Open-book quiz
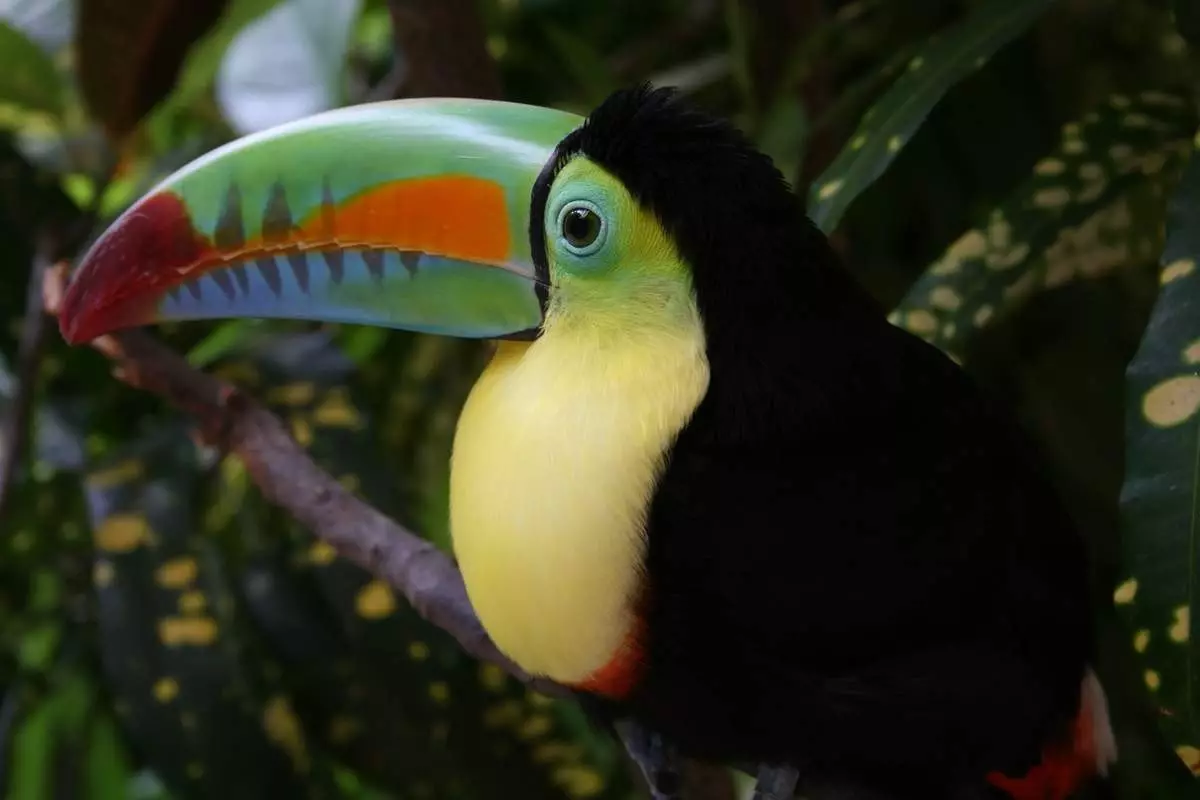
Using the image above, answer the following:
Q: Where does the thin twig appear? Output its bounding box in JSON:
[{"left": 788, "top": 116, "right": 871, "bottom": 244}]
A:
[
  {"left": 42, "top": 265, "right": 565, "bottom": 698},
  {"left": 0, "top": 684, "right": 23, "bottom": 789},
  {"left": 0, "top": 238, "right": 58, "bottom": 529},
  {"left": 0, "top": 159, "right": 117, "bottom": 530}
]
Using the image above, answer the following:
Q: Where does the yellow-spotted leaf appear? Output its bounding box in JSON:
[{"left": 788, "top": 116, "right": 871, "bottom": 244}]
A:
[
  {"left": 807, "top": 0, "right": 1053, "bottom": 233},
  {"left": 1120, "top": 131, "right": 1200, "bottom": 773},
  {"left": 84, "top": 429, "right": 315, "bottom": 800},
  {"left": 890, "top": 90, "right": 1195, "bottom": 362},
  {"left": 237, "top": 542, "right": 458, "bottom": 796}
]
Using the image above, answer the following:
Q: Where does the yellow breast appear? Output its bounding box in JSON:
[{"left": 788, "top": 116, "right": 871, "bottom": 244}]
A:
[{"left": 448, "top": 318, "right": 709, "bottom": 683}]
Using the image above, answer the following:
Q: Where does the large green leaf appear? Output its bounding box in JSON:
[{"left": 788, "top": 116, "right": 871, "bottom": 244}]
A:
[
  {"left": 806, "top": 0, "right": 1053, "bottom": 234},
  {"left": 889, "top": 90, "right": 1195, "bottom": 363},
  {"left": 1119, "top": 128, "right": 1200, "bottom": 778},
  {"left": 0, "top": 21, "right": 61, "bottom": 117}
]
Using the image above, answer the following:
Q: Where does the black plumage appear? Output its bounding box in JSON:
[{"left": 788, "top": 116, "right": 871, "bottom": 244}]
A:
[{"left": 537, "top": 86, "right": 1097, "bottom": 798}]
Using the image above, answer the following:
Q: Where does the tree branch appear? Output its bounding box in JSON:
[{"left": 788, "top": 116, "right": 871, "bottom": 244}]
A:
[
  {"left": 0, "top": 159, "right": 120, "bottom": 530},
  {"left": 0, "top": 237, "right": 58, "bottom": 529},
  {"left": 383, "top": 0, "right": 503, "bottom": 100},
  {"left": 42, "top": 265, "right": 564, "bottom": 699}
]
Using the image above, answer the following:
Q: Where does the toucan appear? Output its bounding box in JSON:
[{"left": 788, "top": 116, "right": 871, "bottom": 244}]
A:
[{"left": 59, "top": 85, "right": 1117, "bottom": 799}]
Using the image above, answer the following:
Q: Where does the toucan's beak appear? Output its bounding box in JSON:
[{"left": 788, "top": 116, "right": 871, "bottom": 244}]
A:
[{"left": 59, "top": 99, "right": 583, "bottom": 344}]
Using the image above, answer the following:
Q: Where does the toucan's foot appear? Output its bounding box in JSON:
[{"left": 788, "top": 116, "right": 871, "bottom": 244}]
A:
[
  {"left": 751, "top": 764, "right": 800, "bottom": 800},
  {"left": 614, "top": 720, "right": 683, "bottom": 800}
]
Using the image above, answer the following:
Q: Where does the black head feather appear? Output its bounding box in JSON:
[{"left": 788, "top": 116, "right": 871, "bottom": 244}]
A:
[
  {"left": 529, "top": 84, "right": 892, "bottom": 443},
  {"left": 530, "top": 84, "right": 880, "bottom": 364}
]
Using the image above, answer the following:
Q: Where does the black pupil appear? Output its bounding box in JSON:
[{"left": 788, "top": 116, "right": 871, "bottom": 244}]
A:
[{"left": 563, "top": 207, "right": 600, "bottom": 248}]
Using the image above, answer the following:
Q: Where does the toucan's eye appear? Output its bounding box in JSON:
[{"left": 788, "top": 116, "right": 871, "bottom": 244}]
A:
[
  {"left": 563, "top": 207, "right": 600, "bottom": 247},
  {"left": 557, "top": 201, "right": 606, "bottom": 256}
]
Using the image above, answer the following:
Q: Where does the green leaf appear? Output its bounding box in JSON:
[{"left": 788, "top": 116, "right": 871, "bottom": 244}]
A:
[
  {"left": 0, "top": 0, "right": 75, "bottom": 52},
  {"left": 1173, "top": 0, "right": 1200, "bottom": 46},
  {"left": 7, "top": 672, "right": 93, "bottom": 800},
  {"left": 807, "top": 0, "right": 1054, "bottom": 234},
  {"left": 16, "top": 624, "right": 60, "bottom": 674},
  {"left": 6, "top": 674, "right": 136, "bottom": 800},
  {"left": 84, "top": 709, "right": 136, "bottom": 800},
  {"left": 151, "top": 0, "right": 284, "bottom": 120},
  {"left": 539, "top": 22, "right": 619, "bottom": 109},
  {"left": 214, "top": 0, "right": 363, "bottom": 136},
  {"left": 890, "top": 90, "right": 1195, "bottom": 362},
  {"left": 333, "top": 325, "right": 389, "bottom": 365},
  {"left": 184, "top": 319, "right": 270, "bottom": 367},
  {"left": 16, "top": 571, "right": 62, "bottom": 674},
  {"left": 809, "top": 38, "right": 920, "bottom": 138},
  {"left": 7, "top": 694, "right": 55, "bottom": 800},
  {"left": 0, "top": 21, "right": 62, "bottom": 117},
  {"left": 352, "top": 3, "right": 391, "bottom": 62},
  {"left": 1120, "top": 128, "right": 1200, "bottom": 778},
  {"left": 755, "top": 96, "right": 809, "bottom": 187}
]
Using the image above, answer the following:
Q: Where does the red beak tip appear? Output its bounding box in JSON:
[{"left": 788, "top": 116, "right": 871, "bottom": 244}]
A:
[
  {"left": 57, "top": 315, "right": 85, "bottom": 345},
  {"left": 57, "top": 284, "right": 88, "bottom": 344},
  {"left": 59, "top": 319, "right": 88, "bottom": 345},
  {"left": 56, "top": 276, "right": 159, "bottom": 344}
]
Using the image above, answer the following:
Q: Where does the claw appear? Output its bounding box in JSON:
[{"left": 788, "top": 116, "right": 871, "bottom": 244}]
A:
[
  {"left": 751, "top": 764, "right": 800, "bottom": 800},
  {"left": 615, "top": 720, "right": 684, "bottom": 800}
]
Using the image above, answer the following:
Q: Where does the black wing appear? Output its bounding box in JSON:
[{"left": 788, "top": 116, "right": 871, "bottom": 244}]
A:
[{"left": 632, "top": 308, "right": 1094, "bottom": 790}]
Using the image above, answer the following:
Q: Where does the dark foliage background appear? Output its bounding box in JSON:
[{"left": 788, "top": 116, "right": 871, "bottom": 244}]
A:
[{"left": 0, "top": 0, "right": 1199, "bottom": 797}]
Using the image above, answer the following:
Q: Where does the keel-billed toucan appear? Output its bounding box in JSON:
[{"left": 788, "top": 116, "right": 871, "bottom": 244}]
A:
[{"left": 59, "top": 86, "right": 1116, "bottom": 799}]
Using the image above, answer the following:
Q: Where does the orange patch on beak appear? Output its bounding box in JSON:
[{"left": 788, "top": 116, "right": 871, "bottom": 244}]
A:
[{"left": 299, "top": 175, "right": 512, "bottom": 264}]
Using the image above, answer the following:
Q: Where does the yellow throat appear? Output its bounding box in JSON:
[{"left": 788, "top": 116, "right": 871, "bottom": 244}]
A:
[{"left": 449, "top": 306, "right": 709, "bottom": 684}]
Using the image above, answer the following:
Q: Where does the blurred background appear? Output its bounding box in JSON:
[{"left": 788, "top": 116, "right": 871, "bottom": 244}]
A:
[{"left": 0, "top": 0, "right": 1199, "bottom": 797}]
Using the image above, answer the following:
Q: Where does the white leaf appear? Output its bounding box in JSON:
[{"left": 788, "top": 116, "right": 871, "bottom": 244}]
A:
[
  {"left": 0, "top": 0, "right": 73, "bottom": 52},
  {"left": 215, "top": 0, "right": 361, "bottom": 136}
]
